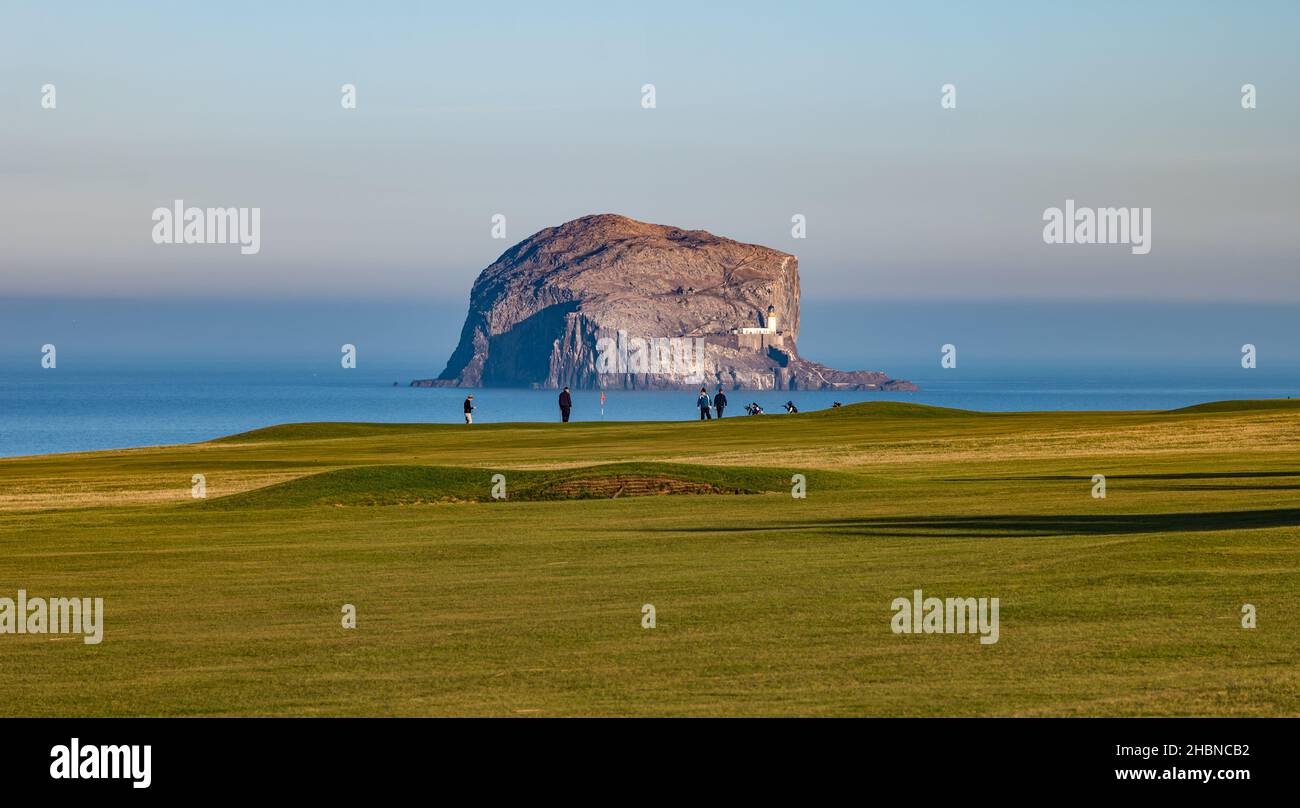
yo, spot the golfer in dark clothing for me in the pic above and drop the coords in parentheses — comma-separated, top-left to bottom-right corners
(559, 387, 572, 422)
(463, 395, 475, 424)
(714, 390, 728, 418)
(696, 388, 712, 420)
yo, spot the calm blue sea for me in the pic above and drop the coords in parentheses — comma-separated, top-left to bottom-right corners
(1, 359, 1296, 458)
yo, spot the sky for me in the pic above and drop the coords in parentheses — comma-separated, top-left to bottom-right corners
(1, 1, 1298, 365)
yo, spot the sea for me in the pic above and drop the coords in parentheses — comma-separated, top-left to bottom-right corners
(2, 358, 1296, 458)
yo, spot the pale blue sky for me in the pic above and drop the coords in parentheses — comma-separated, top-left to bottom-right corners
(2, 0, 1298, 304)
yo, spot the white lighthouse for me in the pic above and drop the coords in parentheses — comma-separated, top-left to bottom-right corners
(736, 304, 784, 350)
(741, 305, 779, 336)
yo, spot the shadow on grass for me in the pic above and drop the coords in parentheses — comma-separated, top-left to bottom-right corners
(646, 508, 1300, 538)
(941, 471, 1300, 492)
(944, 471, 1300, 482)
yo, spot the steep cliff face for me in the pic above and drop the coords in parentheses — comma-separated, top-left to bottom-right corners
(418, 214, 915, 391)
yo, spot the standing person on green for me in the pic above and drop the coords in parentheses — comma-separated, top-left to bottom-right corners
(558, 386, 573, 422)
(696, 387, 712, 420)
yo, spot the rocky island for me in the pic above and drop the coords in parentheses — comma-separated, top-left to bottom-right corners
(414, 215, 916, 392)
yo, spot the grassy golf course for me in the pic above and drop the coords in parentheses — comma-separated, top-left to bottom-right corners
(2, 399, 1298, 716)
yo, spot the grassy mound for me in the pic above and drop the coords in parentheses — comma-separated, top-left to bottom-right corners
(212, 421, 437, 443)
(1162, 398, 1300, 414)
(809, 401, 982, 418)
(210, 401, 988, 445)
(205, 462, 860, 508)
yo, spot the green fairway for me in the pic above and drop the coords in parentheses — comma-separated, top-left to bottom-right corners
(2, 401, 1298, 716)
